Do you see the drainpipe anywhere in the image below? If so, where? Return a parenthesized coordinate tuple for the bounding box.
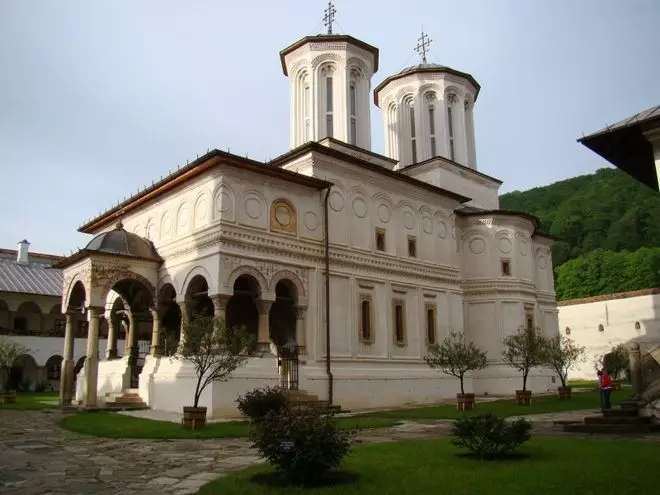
(323, 186, 333, 406)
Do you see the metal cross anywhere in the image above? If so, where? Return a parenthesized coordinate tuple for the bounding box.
(323, 1, 336, 35)
(414, 29, 432, 63)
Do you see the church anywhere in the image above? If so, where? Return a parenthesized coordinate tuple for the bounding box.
(54, 11, 559, 416)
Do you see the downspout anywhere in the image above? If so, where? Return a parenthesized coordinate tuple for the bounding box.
(323, 186, 333, 406)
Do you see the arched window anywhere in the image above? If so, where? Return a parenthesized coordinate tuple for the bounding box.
(325, 71, 334, 138)
(565, 327, 571, 335)
(349, 68, 361, 146)
(598, 324, 604, 332)
(303, 83, 310, 142)
(387, 102, 398, 158)
(426, 92, 437, 157)
(408, 99, 417, 163)
(464, 97, 476, 166)
(446, 92, 457, 161)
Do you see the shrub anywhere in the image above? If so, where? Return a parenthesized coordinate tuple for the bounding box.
(451, 413, 532, 459)
(249, 406, 355, 485)
(237, 386, 289, 423)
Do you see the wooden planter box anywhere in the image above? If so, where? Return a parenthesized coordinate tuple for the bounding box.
(456, 393, 476, 411)
(1, 390, 16, 404)
(557, 386, 572, 400)
(182, 406, 207, 430)
(515, 390, 532, 405)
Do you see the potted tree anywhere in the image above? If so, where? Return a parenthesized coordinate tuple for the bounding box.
(424, 332, 488, 410)
(0, 337, 28, 404)
(603, 344, 629, 390)
(176, 315, 254, 429)
(502, 327, 547, 405)
(541, 334, 585, 399)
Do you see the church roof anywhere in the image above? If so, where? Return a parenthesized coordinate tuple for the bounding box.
(374, 64, 481, 106)
(84, 221, 162, 261)
(280, 34, 379, 75)
(0, 249, 63, 297)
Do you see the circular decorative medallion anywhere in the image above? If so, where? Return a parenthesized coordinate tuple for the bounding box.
(538, 255, 547, 269)
(275, 205, 292, 226)
(329, 191, 344, 212)
(161, 215, 171, 235)
(519, 238, 529, 256)
(422, 216, 433, 234)
(245, 197, 263, 219)
(196, 197, 208, 221)
(499, 237, 512, 254)
(437, 221, 447, 239)
(403, 211, 415, 230)
(216, 191, 231, 213)
(469, 237, 486, 254)
(352, 197, 368, 218)
(377, 204, 391, 223)
(178, 207, 189, 228)
(304, 211, 318, 231)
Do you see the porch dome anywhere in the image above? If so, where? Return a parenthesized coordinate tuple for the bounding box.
(85, 221, 161, 261)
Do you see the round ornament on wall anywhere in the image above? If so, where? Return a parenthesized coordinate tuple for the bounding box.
(304, 211, 318, 231)
(469, 237, 486, 254)
(499, 237, 512, 254)
(377, 204, 391, 223)
(422, 216, 433, 234)
(538, 255, 547, 269)
(178, 206, 189, 229)
(275, 205, 292, 226)
(216, 191, 232, 213)
(161, 215, 171, 235)
(403, 211, 415, 230)
(437, 221, 447, 239)
(352, 197, 368, 218)
(519, 238, 529, 256)
(196, 197, 208, 221)
(329, 191, 344, 212)
(245, 197, 263, 219)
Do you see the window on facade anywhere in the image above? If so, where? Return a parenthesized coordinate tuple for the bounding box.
(526, 315, 534, 333)
(54, 318, 66, 336)
(410, 103, 417, 163)
(501, 260, 511, 276)
(375, 229, 386, 251)
(349, 82, 357, 145)
(47, 363, 61, 380)
(598, 324, 604, 332)
(360, 298, 372, 342)
(13, 317, 27, 332)
(426, 306, 436, 345)
(304, 85, 310, 142)
(326, 76, 333, 138)
(394, 301, 405, 345)
(429, 103, 437, 157)
(447, 102, 455, 161)
(565, 327, 571, 336)
(76, 320, 89, 338)
(408, 236, 417, 257)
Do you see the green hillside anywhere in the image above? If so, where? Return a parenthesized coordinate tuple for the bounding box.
(499, 168, 660, 300)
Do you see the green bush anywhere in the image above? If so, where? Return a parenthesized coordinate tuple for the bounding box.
(249, 407, 355, 485)
(236, 386, 288, 423)
(451, 413, 532, 459)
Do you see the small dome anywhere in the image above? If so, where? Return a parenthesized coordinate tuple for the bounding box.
(85, 220, 161, 262)
(398, 62, 448, 74)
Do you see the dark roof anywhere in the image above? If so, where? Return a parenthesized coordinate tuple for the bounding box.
(280, 34, 379, 76)
(78, 150, 332, 234)
(85, 221, 162, 261)
(374, 64, 481, 106)
(578, 105, 660, 192)
(0, 252, 63, 297)
(557, 287, 660, 307)
(268, 140, 471, 203)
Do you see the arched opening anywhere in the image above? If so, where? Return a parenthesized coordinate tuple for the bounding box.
(185, 275, 214, 319)
(13, 301, 42, 336)
(227, 275, 260, 339)
(49, 304, 66, 337)
(74, 356, 86, 378)
(9, 354, 38, 391)
(159, 283, 181, 356)
(0, 299, 9, 331)
(45, 355, 63, 382)
(67, 280, 86, 313)
(269, 280, 298, 347)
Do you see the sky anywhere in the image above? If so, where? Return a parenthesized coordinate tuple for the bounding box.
(0, 0, 658, 255)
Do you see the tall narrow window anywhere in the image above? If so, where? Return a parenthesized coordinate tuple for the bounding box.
(375, 228, 386, 251)
(326, 76, 333, 138)
(447, 103, 455, 161)
(393, 300, 406, 345)
(349, 82, 357, 145)
(429, 103, 437, 157)
(360, 298, 372, 342)
(426, 306, 436, 345)
(303, 85, 310, 142)
(409, 103, 417, 163)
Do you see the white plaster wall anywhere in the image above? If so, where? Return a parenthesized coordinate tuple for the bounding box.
(559, 293, 660, 379)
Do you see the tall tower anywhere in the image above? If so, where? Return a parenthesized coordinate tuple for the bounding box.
(374, 31, 480, 169)
(279, 2, 379, 150)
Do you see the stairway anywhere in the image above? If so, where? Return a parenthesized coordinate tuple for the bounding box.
(283, 389, 343, 414)
(563, 400, 660, 434)
(102, 389, 149, 411)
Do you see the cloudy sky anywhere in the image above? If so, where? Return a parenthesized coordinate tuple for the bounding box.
(0, 0, 658, 255)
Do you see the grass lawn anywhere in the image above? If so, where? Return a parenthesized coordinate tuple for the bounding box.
(200, 436, 660, 494)
(59, 411, 399, 439)
(356, 389, 627, 420)
(0, 392, 58, 411)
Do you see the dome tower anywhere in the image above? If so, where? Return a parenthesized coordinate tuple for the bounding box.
(374, 31, 480, 169)
(279, 2, 379, 150)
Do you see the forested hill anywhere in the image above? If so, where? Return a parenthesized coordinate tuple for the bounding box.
(499, 168, 660, 300)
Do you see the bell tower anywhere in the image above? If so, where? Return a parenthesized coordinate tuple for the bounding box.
(279, 2, 379, 150)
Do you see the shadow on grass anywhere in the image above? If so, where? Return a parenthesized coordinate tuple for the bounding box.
(250, 470, 360, 488)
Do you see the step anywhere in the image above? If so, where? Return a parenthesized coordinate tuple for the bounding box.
(602, 408, 639, 418)
(563, 423, 659, 434)
(584, 415, 652, 425)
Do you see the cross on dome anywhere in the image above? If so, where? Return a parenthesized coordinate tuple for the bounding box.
(414, 28, 432, 63)
(323, 1, 336, 35)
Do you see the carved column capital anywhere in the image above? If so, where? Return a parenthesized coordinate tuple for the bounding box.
(258, 299, 274, 315)
(293, 305, 308, 320)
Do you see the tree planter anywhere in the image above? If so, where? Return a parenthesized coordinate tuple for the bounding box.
(557, 386, 572, 400)
(515, 390, 532, 405)
(457, 393, 476, 411)
(1, 390, 16, 404)
(182, 406, 207, 429)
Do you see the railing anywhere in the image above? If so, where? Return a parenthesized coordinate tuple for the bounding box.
(277, 344, 300, 390)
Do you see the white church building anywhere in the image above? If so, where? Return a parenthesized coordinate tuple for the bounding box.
(54, 19, 559, 416)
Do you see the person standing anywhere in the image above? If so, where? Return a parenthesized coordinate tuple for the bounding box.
(598, 369, 613, 411)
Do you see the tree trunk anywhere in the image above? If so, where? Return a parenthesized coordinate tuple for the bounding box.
(522, 370, 528, 392)
(193, 375, 203, 408)
(459, 375, 465, 395)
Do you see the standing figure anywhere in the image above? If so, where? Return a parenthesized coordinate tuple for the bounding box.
(597, 369, 613, 411)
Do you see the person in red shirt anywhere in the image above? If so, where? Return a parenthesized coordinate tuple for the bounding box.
(597, 369, 613, 411)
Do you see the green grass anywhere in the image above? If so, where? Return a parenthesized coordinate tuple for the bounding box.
(567, 379, 599, 388)
(200, 437, 660, 494)
(59, 411, 399, 439)
(0, 392, 58, 410)
(356, 389, 626, 420)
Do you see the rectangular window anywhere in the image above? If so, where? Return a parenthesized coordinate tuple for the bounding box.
(47, 363, 61, 380)
(350, 118, 357, 145)
(393, 300, 406, 345)
(350, 83, 357, 115)
(13, 317, 27, 332)
(410, 105, 417, 163)
(426, 306, 436, 345)
(54, 318, 66, 336)
(359, 296, 372, 343)
(447, 105, 455, 161)
(407, 236, 417, 257)
(349, 83, 357, 144)
(375, 228, 386, 251)
(429, 105, 437, 157)
(326, 76, 333, 138)
(501, 260, 511, 276)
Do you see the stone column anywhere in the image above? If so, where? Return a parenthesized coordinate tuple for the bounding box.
(149, 308, 162, 357)
(105, 313, 118, 359)
(629, 342, 643, 399)
(124, 311, 136, 360)
(83, 307, 101, 408)
(178, 301, 189, 351)
(59, 312, 75, 406)
(294, 305, 307, 354)
(210, 294, 231, 321)
(257, 299, 274, 352)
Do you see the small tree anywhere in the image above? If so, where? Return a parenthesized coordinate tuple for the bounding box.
(424, 332, 488, 395)
(603, 344, 630, 381)
(541, 334, 586, 388)
(0, 337, 28, 391)
(177, 316, 255, 408)
(502, 326, 547, 392)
